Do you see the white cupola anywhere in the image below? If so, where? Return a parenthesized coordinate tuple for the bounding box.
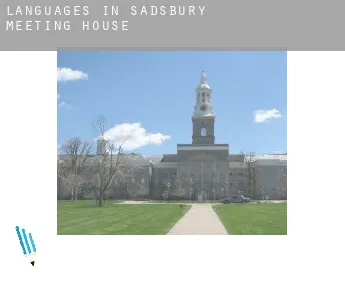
(193, 71, 214, 117)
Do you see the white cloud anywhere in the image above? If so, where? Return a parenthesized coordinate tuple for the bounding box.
(58, 101, 72, 109)
(253, 109, 282, 123)
(57, 67, 88, 82)
(57, 93, 72, 109)
(103, 123, 171, 151)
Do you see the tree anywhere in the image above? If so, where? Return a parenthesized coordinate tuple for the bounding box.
(58, 137, 91, 201)
(115, 165, 135, 199)
(211, 172, 217, 201)
(189, 174, 195, 202)
(91, 143, 124, 207)
(93, 114, 107, 137)
(175, 176, 186, 201)
(57, 157, 64, 199)
(90, 115, 139, 206)
(279, 165, 287, 200)
(242, 151, 260, 200)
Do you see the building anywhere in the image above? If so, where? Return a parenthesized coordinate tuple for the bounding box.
(57, 72, 287, 201)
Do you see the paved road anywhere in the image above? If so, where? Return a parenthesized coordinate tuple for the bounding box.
(167, 204, 228, 235)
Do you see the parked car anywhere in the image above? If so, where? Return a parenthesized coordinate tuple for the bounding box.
(221, 195, 251, 204)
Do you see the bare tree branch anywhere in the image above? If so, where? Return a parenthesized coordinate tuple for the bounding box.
(93, 115, 107, 137)
(241, 151, 259, 200)
(58, 137, 91, 201)
(90, 115, 143, 206)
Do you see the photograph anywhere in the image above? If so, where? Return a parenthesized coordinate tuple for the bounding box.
(2, 1, 344, 280)
(57, 51, 287, 235)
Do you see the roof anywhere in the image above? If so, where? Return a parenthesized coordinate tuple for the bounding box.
(144, 155, 163, 164)
(255, 154, 287, 161)
(198, 83, 211, 89)
(243, 153, 287, 161)
(161, 154, 178, 162)
(58, 153, 149, 166)
(58, 153, 287, 167)
(255, 159, 287, 166)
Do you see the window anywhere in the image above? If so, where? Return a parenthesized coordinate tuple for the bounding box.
(202, 98, 205, 103)
(201, 125, 207, 136)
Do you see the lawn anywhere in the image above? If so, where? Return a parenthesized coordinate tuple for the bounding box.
(57, 201, 190, 235)
(213, 203, 287, 235)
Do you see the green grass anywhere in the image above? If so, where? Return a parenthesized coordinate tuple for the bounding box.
(57, 200, 190, 235)
(213, 203, 287, 235)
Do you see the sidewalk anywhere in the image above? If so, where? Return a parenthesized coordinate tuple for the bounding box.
(167, 204, 228, 235)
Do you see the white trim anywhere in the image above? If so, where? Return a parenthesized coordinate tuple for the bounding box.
(177, 146, 228, 151)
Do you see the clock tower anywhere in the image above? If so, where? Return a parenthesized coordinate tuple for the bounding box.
(192, 71, 215, 145)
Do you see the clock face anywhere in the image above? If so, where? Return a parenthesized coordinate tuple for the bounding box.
(200, 104, 207, 111)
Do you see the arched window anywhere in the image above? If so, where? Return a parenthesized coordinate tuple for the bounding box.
(201, 124, 207, 136)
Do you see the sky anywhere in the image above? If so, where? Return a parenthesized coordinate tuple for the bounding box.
(57, 51, 287, 155)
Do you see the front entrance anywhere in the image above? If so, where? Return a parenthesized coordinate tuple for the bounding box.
(197, 193, 203, 202)
(197, 191, 207, 202)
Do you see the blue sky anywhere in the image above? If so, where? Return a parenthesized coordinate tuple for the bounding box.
(57, 51, 286, 155)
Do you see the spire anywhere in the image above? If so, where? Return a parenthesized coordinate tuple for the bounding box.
(200, 71, 207, 84)
(198, 71, 210, 89)
(193, 71, 214, 117)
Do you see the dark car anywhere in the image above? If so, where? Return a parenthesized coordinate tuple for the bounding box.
(221, 195, 251, 204)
